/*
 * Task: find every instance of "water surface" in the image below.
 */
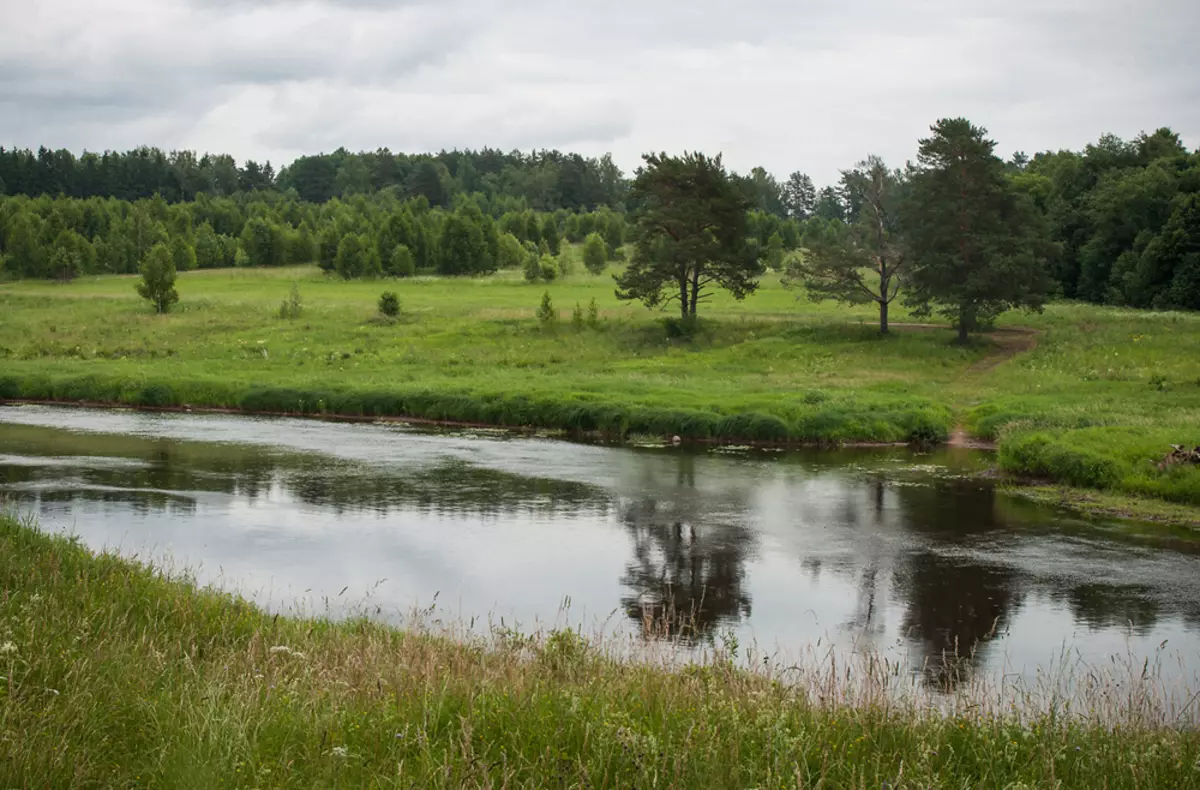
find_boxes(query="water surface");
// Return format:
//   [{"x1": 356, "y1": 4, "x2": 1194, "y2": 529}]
[{"x1": 2, "y1": 404, "x2": 1198, "y2": 694}]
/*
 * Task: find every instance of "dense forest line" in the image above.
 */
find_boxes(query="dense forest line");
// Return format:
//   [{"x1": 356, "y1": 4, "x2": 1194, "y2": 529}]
[
  {"x1": 0, "y1": 186, "x2": 802, "y2": 284},
  {"x1": 0, "y1": 126, "x2": 1197, "y2": 311}
]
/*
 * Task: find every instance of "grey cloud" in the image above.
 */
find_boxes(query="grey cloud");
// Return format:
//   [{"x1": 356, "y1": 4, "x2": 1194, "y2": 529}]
[{"x1": 0, "y1": 0, "x2": 1196, "y2": 183}]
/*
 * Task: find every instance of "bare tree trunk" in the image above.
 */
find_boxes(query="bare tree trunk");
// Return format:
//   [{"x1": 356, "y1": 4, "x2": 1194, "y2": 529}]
[
  {"x1": 689, "y1": 266, "x2": 701, "y2": 317},
  {"x1": 678, "y1": 273, "x2": 689, "y2": 319},
  {"x1": 879, "y1": 298, "x2": 889, "y2": 335},
  {"x1": 956, "y1": 305, "x2": 973, "y2": 344}
]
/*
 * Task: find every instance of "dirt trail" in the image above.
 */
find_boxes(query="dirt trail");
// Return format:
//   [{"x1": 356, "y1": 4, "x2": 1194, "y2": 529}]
[{"x1": 886, "y1": 323, "x2": 1041, "y2": 448}]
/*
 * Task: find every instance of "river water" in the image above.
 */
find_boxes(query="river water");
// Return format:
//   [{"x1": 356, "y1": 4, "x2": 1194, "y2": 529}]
[{"x1": 2, "y1": 404, "x2": 1199, "y2": 697}]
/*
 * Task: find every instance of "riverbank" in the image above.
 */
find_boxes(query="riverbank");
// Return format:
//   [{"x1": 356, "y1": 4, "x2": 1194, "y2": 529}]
[
  {"x1": 2, "y1": 512, "x2": 1197, "y2": 788},
  {"x1": 1, "y1": 266, "x2": 1198, "y2": 507}
]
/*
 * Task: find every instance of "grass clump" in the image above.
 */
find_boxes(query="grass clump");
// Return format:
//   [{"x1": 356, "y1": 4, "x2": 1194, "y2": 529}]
[{"x1": 2, "y1": 512, "x2": 1198, "y2": 788}]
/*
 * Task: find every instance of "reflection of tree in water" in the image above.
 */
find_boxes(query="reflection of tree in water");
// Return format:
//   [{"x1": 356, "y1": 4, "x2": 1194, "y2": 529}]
[
  {"x1": 618, "y1": 453, "x2": 754, "y2": 644},
  {"x1": 891, "y1": 480, "x2": 1020, "y2": 689},
  {"x1": 287, "y1": 460, "x2": 611, "y2": 518},
  {"x1": 896, "y1": 551, "x2": 1016, "y2": 689},
  {"x1": 1058, "y1": 584, "x2": 1160, "y2": 634}
]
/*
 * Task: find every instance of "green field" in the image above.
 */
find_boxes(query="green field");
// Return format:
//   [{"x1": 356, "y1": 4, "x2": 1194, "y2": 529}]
[
  {"x1": 1, "y1": 262, "x2": 1199, "y2": 506},
  {"x1": 2, "y1": 512, "x2": 1197, "y2": 789}
]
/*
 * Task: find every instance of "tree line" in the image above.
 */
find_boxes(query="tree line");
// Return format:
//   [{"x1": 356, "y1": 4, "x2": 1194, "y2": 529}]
[
  {"x1": 616, "y1": 119, "x2": 1197, "y2": 339},
  {"x1": 0, "y1": 189, "x2": 634, "y2": 283},
  {"x1": 2, "y1": 123, "x2": 1196, "y2": 318}
]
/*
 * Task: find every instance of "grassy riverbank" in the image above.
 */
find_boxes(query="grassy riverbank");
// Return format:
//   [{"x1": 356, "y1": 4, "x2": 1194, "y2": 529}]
[
  {"x1": 2, "y1": 512, "x2": 1198, "y2": 789},
  {"x1": 1, "y1": 265, "x2": 1198, "y2": 506}
]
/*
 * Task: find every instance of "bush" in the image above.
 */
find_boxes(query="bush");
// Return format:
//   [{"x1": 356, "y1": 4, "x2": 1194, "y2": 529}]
[
  {"x1": 536, "y1": 291, "x2": 556, "y2": 326},
  {"x1": 538, "y1": 256, "x2": 559, "y2": 282},
  {"x1": 278, "y1": 283, "x2": 303, "y2": 319},
  {"x1": 136, "y1": 243, "x2": 179, "y2": 314},
  {"x1": 587, "y1": 298, "x2": 600, "y2": 328},
  {"x1": 498, "y1": 233, "x2": 526, "y2": 270},
  {"x1": 571, "y1": 302, "x2": 584, "y2": 330},
  {"x1": 582, "y1": 232, "x2": 607, "y2": 274},
  {"x1": 389, "y1": 245, "x2": 416, "y2": 278},
  {"x1": 378, "y1": 291, "x2": 400, "y2": 318},
  {"x1": 999, "y1": 433, "x2": 1122, "y2": 489}
]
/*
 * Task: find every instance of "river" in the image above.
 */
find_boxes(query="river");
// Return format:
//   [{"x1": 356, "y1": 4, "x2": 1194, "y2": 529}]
[{"x1": 2, "y1": 404, "x2": 1198, "y2": 699}]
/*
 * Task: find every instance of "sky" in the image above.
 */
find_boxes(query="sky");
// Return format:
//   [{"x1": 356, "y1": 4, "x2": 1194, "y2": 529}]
[{"x1": 2, "y1": 0, "x2": 1198, "y2": 186}]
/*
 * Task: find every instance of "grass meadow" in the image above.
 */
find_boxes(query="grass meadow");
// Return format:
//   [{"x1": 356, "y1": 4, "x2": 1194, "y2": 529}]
[
  {"x1": 1, "y1": 259, "x2": 1199, "y2": 506},
  {"x1": 3, "y1": 513, "x2": 1199, "y2": 789}
]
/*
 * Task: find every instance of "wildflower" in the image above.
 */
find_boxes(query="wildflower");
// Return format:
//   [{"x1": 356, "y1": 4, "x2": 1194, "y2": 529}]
[
  {"x1": 0, "y1": 642, "x2": 16, "y2": 655},
  {"x1": 331, "y1": 746, "x2": 348, "y2": 758},
  {"x1": 268, "y1": 645, "x2": 306, "y2": 659}
]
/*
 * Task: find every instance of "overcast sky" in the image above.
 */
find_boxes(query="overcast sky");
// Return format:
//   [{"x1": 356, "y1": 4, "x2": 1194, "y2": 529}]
[{"x1": 2, "y1": 0, "x2": 1197, "y2": 185}]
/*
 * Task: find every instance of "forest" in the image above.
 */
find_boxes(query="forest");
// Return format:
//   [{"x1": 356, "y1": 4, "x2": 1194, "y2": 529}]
[{"x1": 1, "y1": 126, "x2": 1197, "y2": 313}]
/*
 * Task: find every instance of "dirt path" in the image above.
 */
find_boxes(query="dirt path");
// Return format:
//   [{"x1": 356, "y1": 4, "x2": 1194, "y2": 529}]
[{"x1": 886, "y1": 323, "x2": 1041, "y2": 448}]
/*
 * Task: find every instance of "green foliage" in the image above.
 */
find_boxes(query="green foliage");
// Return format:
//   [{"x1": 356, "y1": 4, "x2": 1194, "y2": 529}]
[
  {"x1": 278, "y1": 283, "x2": 303, "y2": 319},
  {"x1": 194, "y1": 222, "x2": 229, "y2": 269},
  {"x1": 437, "y1": 211, "x2": 493, "y2": 276},
  {"x1": 538, "y1": 256, "x2": 559, "y2": 282},
  {"x1": 135, "y1": 242, "x2": 179, "y2": 314},
  {"x1": 389, "y1": 244, "x2": 416, "y2": 278},
  {"x1": 784, "y1": 158, "x2": 905, "y2": 333},
  {"x1": 378, "y1": 291, "x2": 400, "y2": 318},
  {"x1": 903, "y1": 119, "x2": 1053, "y2": 342},
  {"x1": 764, "y1": 232, "x2": 784, "y2": 271},
  {"x1": 47, "y1": 228, "x2": 94, "y2": 281},
  {"x1": 536, "y1": 290, "x2": 556, "y2": 326},
  {"x1": 497, "y1": 232, "x2": 526, "y2": 270},
  {"x1": 582, "y1": 232, "x2": 607, "y2": 274},
  {"x1": 586, "y1": 297, "x2": 599, "y2": 327},
  {"x1": 571, "y1": 302, "x2": 584, "y2": 330},
  {"x1": 541, "y1": 215, "x2": 561, "y2": 255},
  {"x1": 239, "y1": 217, "x2": 286, "y2": 267},
  {"x1": 317, "y1": 225, "x2": 339, "y2": 274},
  {"x1": 168, "y1": 235, "x2": 196, "y2": 273},
  {"x1": 335, "y1": 233, "x2": 381, "y2": 279},
  {"x1": 616, "y1": 152, "x2": 762, "y2": 319}
]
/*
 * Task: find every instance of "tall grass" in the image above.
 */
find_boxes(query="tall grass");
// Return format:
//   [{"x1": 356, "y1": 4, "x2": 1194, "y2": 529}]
[{"x1": 2, "y1": 513, "x2": 1199, "y2": 788}]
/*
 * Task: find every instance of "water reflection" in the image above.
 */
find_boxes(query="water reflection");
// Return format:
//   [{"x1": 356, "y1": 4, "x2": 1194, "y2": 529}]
[{"x1": 2, "y1": 405, "x2": 1200, "y2": 693}]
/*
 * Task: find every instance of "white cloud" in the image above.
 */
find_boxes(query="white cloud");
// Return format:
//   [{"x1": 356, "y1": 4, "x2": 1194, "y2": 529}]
[{"x1": 1, "y1": 0, "x2": 1197, "y2": 184}]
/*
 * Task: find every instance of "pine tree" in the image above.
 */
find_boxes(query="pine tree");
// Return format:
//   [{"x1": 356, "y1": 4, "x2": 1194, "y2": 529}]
[
  {"x1": 903, "y1": 118, "x2": 1053, "y2": 343},
  {"x1": 615, "y1": 152, "x2": 760, "y2": 320}
]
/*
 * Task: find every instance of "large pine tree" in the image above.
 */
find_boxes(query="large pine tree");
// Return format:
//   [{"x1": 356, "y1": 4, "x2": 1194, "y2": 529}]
[
  {"x1": 903, "y1": 118, "x2": 1053, "y2": 343},
  {"x1": 615, "y1": 152, "x2": 760, "y2": 320}
]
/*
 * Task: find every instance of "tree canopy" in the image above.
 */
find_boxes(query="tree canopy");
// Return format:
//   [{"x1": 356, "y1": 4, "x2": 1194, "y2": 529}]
[
  {"x1": 615, "y1": 152, "x2": 761, "y2": 320},
  {"x1": 902, "y1": 119, "x2": 1053, "y2": 342}
]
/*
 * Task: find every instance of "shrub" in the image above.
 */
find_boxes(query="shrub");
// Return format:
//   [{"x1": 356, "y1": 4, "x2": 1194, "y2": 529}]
[
  {"x1": 586, "y1": 298, "x2": 599, "y2": 327},
  {"x1": 583, "y1": 232, "x2": 607, "y2": 274},
  {"x1": 498, "y1": 233, "x2": 527, "y2": 270},
  {"x1": 278, "y1": 283, "x2": 303, "y2": 319},
  {"x1": 571, "y1": 302, "x2": 584, "y2": 330},
  {"x1": 999, "y1": 433, "x2": 1122, "y2": 489},
  {"x1": 136, "y1": 243, "x2": 179, "y2": 314},
  {"x1": 523, "y1": 252, "x2": 541, "y2": 282},
  {"x1": 536, "y1": 291, "x2": 556, "y2": 326},
  {"x1": 389, "y1": 244, "x2": 416, "y2": 278},
  {"x1": 538, "y1": 256, "x2": 559, "y2": 282},
  {"x1": 378, "y1": 291, "x2": 400, "y2": 318}
]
